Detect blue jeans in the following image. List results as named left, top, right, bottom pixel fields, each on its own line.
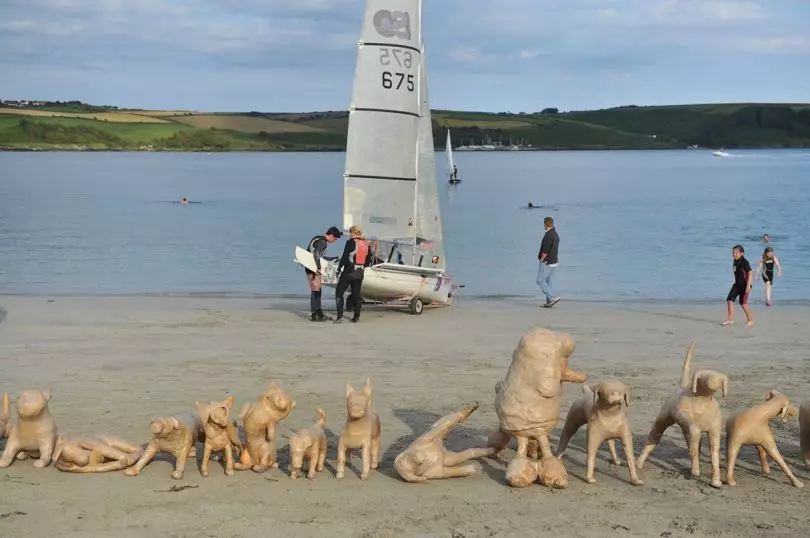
left=536, top=262, right=556, bottom=302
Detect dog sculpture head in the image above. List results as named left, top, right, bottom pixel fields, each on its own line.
left=346, top=378, right=372, bottom=420
left=691, top=369, right=728, bottom=398
left=149, top=416, right=183, bottom=437
left=262, top=382, right=296, bottom=417
left=765, top=390, right=797, bottom=422
left=593, top=380, right=630, bottom=408
left=16, top=390, right=51, bottom=420
left=197, top=396, right=235, bottom=428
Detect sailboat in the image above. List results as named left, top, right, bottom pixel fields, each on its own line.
left=294, top=0, right=458, bottom=315
left=446, top=129, right=460, bottom=184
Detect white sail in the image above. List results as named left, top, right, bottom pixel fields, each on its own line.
left=414, top=51, right=445, bottom=270
left=343, top=0, right=423, bottom=243
left=445, top=129, right=455, bottom=178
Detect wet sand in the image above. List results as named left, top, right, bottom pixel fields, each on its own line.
left=0, top=295, right=808, bottom=538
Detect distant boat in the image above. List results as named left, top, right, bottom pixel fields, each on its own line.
left=713, top=150, right=730, bottom=157
left=446, top=129, right=461, bottom=184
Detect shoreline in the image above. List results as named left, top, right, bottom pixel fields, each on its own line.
left=4, top=146, right=808, bottom=153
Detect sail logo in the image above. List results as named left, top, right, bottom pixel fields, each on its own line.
left=373, top=10, right=411, bottom=40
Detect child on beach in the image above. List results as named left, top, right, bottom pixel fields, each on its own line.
left=722, top=245, right=754, bottom=327
left=756, top=247, right=782, bottom=306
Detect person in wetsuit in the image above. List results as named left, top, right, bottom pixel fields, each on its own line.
left=756, top=246, right=782, bottom=306
left=305, top=226, right=342, bottom=322
left=334, top=225, right=373, bottom=324
left=722, top=244, right=754, bottom=327
left=452, top=165, right=458, bottom=180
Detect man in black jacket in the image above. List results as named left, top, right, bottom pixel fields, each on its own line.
left=537, top=216, right=560, bottom=308
left=306, top=226, right=342, bottom=321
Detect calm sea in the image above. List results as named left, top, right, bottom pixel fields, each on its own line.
left=1, top=150, right=809, bottom=304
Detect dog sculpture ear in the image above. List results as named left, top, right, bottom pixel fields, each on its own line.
left=592, top=384, right=601, bottom=406
left=779, top=404, right=790, bottom=422
left=721, top=375, right=728, bottom=397
left=624, top=388, right=631, bottom=407
left=346, top=382, right=354, bottom=397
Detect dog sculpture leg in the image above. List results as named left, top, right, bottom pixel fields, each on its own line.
left=606, top=440, right=622, bottom=465
left=335, top=437, right=347, bottom=479
left=759, top=438, right=803, bottom=488
left=636, top=414, right=675, bottom=469
left=124, top=442, right=158, bottom=477
left=34, top=434, right=55, bottom=469
left=620, top=424, right=642, bottom=485
left=707, top=427, right=722, bottom=488
left=756, top=446, right=771, bottom=474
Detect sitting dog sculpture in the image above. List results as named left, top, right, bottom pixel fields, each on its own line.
left=636, top=341, right=727, bottom=488
left=197, top=395, right=242, bottom=477
left=725, top=390, right=803, bottom=488
left=289, top=407, right=327, bottom=480
left=557, top=380, right=642, bottom=485
left=488, top=328, right=586, bottom=461
left=0, top=390, right=58, bottom=469
left=800, top=399, right=810, bottom=470
left=53, top=434, right=143, bottom=473
left=336, top=378, right=381, bottom=480
left=125, top=412, right=202, bottom=479
left=235, top=382, right=295, bottom=472
left=505, top=455, right=569, bottom=489
left=394, top=401, right=495, bottom=482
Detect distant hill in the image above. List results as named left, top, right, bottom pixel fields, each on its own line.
left=1, top=100, right=809, bottom=151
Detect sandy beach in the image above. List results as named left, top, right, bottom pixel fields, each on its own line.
left=0, top=295, right=808, bottom=538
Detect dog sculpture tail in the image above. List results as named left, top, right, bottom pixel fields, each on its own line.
left=679, top=340, right=697, bottom=389
left=315, top=407, right=326, bottom=427
left=1, top=392, right=10, bottom=438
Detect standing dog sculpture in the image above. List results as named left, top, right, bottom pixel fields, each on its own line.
left=800, top=399, right=810, bottom=470
left=636, top=341, right=727, bottom=488
left=235, top=382, right=295, bottom=472
left=197, top=395, right=242, bottom=477
left=557, top=380, right=642, bottom=485
left=125, top=412, right=203, bottom=479
left=725, top=390, right=803, bottom=488
left=336, top=378, right=381, bottom=480
left=289, top=407, right=327, bottom=480
left=394, top=401, right=495, bottom=482
left=0, top=390, right=58, bottom=469
left=53, top=434, right=143, bottom=473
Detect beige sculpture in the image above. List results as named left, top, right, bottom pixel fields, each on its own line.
left=557, top=381, right=642, bottom=485
left=125, top=412, right=202, bottom=479
left=197, top=396, right=242, bottom=477
left=1, top=393, right=9, bottom=439
left=800, top=400, right=810, bottom=469
left=505, top=455, right=569, bottom=489
left=336, top=378, right=381, bottom=480
left=394, top=401, right=495, bottom=482
left=636, top=341, right=727, bottom=488
left=53, top=434, right=143, bottom=473
left=235, top=382, right=295, bottom=473
left=488, top=328, right=586, bottom=460
left=725, top=390, right=803, bottom=488
left=289, top=407, right=327, bottom=480
left=0, top=390, right=58, bottom=469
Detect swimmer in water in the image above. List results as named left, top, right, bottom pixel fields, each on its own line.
left=761, top=233, right=769, bottom=243
left=180, top=197, right=189, bottom=205
left=527, top=202, right=536, bottom=209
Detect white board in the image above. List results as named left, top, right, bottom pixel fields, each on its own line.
left=294, top=246, right=319, bottom=273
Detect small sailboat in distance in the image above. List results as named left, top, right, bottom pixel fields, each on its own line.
left=446, top=129, right=461, bottom=184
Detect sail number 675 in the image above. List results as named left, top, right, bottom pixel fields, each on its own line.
left=382, top=71, right=414, bottom=91
left=379, top=47, right=414, bottom=92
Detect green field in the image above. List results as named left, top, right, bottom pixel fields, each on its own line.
left=2, top=101, right=809, bottom=151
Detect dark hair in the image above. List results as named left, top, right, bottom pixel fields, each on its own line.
left=544, top=216, right=554, bottom=227
left=732, top=244, right=744, bottom=254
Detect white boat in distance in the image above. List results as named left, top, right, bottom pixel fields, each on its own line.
left=713, top=150, right=730, bottom=157
left=294, top=0, right=458, bottom=315
left=446, top=129, right=460, bottom=184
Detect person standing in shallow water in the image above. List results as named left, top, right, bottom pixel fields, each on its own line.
left=334, top=225, right=373, bottom=324
left=537, top=216, right=560, bottom=308
left=722, top=244, right=754, bottom=327
left=305, top=226, right=342, bottom=322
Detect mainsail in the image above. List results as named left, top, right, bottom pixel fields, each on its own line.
left=445, top=129, right=455, bottom=178
left=343, top=0, right=423, bottom=245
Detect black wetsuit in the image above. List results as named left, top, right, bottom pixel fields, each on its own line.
left=726, top=256, right=752, bottom=305
left=335, top=238, right=373, bottom=321
left=762, top=259, right=775, bottom=284
left=306, top=235, right=331, bottom=317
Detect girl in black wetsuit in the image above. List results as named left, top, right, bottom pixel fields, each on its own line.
left=756, top=247, right=782, bottom=306
left=334, top=225, right=373, bottom=323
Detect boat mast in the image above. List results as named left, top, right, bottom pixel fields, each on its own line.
left=411, top=0, right=423, bottom=265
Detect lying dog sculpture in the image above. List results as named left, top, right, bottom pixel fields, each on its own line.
left=636, top=341, right=727, bottom=488
left=197, top=395, right=242, bottom=477
left=725, top=390, right=803, bottom=488
left=53, top=434, right=143, bottom=473
left=0, top=390, right=58, bottom=469
left=505, top=455, right=569, bottom=489
left=394, top=401, right=495, bottom=482
left=558, top=380, right=642, bottom=485
left=801, top=399, right=810, bottom=470
left=235, top=382, right=295, bottom=472
left=125, top=412, right=202, bottom=479
left=336, top=378, right=381, bottom=480
left=489, top=328, right=586, bottom=461
left=289, top=407, right=327, bottom=480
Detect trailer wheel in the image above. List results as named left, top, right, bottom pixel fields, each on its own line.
left=409, top=297, right=424, bottom=315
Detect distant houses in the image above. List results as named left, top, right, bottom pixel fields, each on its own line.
left=1, top=99, right=47, bottom=108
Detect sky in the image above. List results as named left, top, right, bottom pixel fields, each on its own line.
left=1, top=0, right=808, bottom=112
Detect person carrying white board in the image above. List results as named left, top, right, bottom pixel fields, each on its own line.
left=305, top=226, right=342, bottom=322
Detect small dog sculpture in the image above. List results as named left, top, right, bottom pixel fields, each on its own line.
left=289, top=407, right=327, bottom=480
left=235, top=382, right=295, bottom=472
left=636, top=341, right=727, bottom=488
left=53, top=434, right=143, bottom=473
left=394, top=401, right=495, bottom=482
left=197, top=395, right=242, bottom=477
left=505, top=455, right=569, bottom=489
left=125, top=412, right=203, bottom=479
left=0, top=390, right=58, bottom=469
left=336, top=378, right=381, bottom=480
left=800, top=399, right=810, bottom=469
left=557, top=380, right=642, bottom=485
left=725, top=390, right=803, bottom=488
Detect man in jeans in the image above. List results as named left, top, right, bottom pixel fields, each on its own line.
left=537, top=216, right=560, bottom=308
